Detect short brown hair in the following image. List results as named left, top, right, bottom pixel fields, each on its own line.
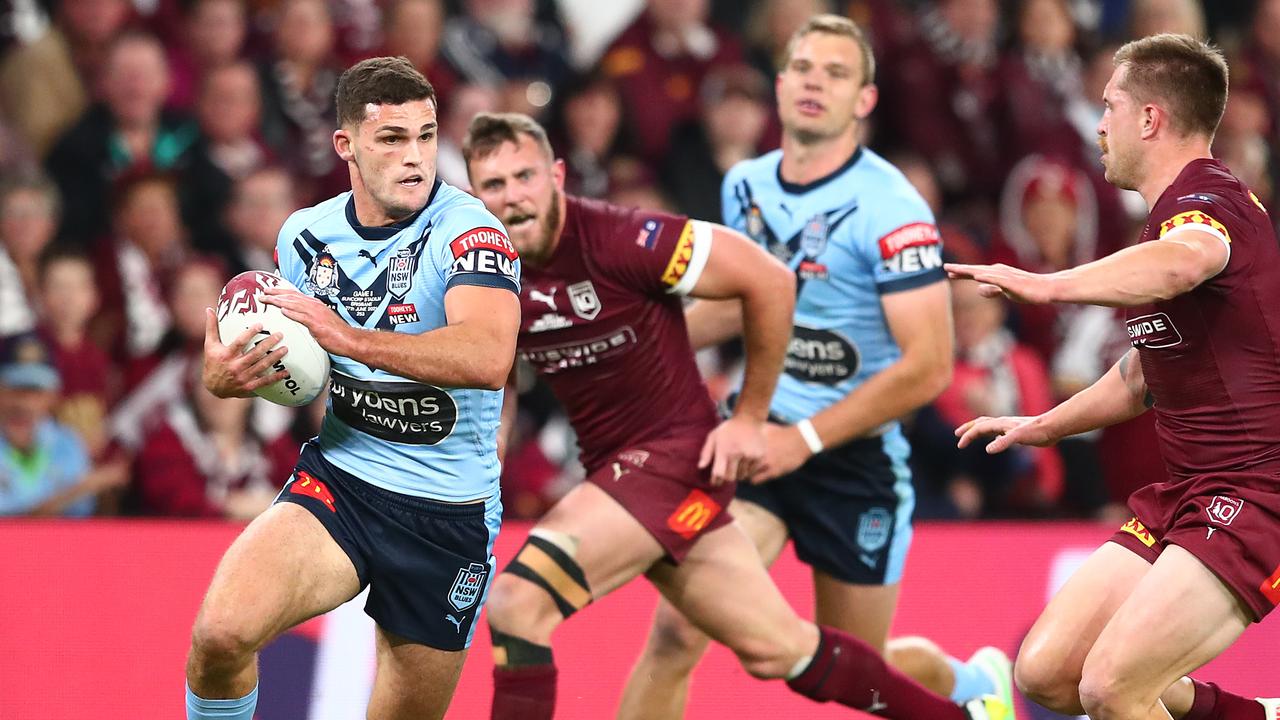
left=781, top=14, right=876, bottom=86
left=1114, top=33, right=1228, bottom=138
left=462, top=112, right=555, bottom=166
left=335, top=56, right=435, bottom=128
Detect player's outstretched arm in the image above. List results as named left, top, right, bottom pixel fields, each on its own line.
left=956, top=347, right=1152, bottom=453
left=686, top=224, right=796, bottom=484
left=264, top=285, right=519, bottom=390
left=944, top=229, right=1228, bottom=308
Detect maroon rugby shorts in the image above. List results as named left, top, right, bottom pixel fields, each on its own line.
left=1110, top=470, right=1280, bottom=621
left=584, top=435, right=734, bottom=562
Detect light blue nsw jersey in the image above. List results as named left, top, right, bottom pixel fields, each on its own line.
left=276, top=178, right=520, bottom=502
left=722, top=147, right=944, bottom=432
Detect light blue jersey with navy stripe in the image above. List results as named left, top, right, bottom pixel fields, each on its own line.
left=276, top=178, right=519, bottom=502
left=722, top=147, right=944, bottom=429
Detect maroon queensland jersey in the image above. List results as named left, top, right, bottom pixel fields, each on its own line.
left=517, top=196, right=719, bottom=471
left=1126, top=159, right=1280, bottom=478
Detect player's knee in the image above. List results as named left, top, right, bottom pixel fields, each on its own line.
left=484, top=573, right=555, bottom=633
left=189, top=615, right=259, bottom=673
left=731, top=625, right=815, bottom=681
left=1013, top=645, right=1080, bottom=711
left=642, top=611, right=707, bottom=669
left=489, top=530, right=593, bottom=638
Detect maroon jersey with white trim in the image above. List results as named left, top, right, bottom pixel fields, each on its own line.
left=517, top=196, right=719, bottom=471
left=1126, top=159, right=1280, bottom=477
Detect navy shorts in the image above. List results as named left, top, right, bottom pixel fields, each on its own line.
left=275, top=443, right=500, bottom=651
left=736, top=429, right=915, bottom=585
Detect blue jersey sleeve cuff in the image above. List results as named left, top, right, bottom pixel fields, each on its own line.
left=876, top=267, right=946, bottom=294
left=446, top=273, right=520, bottom=294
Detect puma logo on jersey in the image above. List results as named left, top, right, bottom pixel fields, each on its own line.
left=531, top=287, right=558, bottom=310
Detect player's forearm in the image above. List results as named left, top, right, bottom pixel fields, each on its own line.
left=733, top=277, right=795, bottom=421
left=684, top=298, right=743, bottom=350
left=809, top=352, right=951, bottom=448
left=496, top=371, right=518, bottom=462
left=1035, top=351, right=1149, bottom=441
left=1049, top=239, right=1219, bottom=307
left=340, top=323, right=515, bottom=390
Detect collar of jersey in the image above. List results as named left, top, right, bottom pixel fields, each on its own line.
left=344, top=177, right=441, bottom=241
left=775, top=146, right=864, bottom=195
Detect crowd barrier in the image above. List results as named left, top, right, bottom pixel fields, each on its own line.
left=3, top=520, right=1277, bottom=719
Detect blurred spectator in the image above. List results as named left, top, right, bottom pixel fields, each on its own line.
left=996, top=0, right=1088, bottom=164
left=132, top=362, right=291, bottom=518
left=875, top=0, right=1004, bottom=211
left=1239, top=0, right=1280, bottom=154
left=744, top=0, right=831, bottom=78
left=0, top=0, right=132, bottom=157
left=1128, top=0, right=1206, bottom=39
left=440, top=0, right=571, bottom=119
left=598, top=0, right=744, bottom=163
left=165, top=0, right=248, bottom=111
left=554, top=71, right=626, bottom=198
left=0, top=175, right=59, bottom=335
left=914, top=281, right=1062, bottom=518
left=0, top=331, right=127, bottom=516
left=663, top=64, right=770, bottom=221
left=994, top=156, right=1098, bottom=364
left=91, top=171, right=190, bottom=363
left=381, top=0, right=459, bottom=108
left=223, top=166, right=301, bottom=275
left=606, top=157, right=675, bottom=211
left=183, top=61, right=274, bottom=255
left=1214, top=89, right=1274, bottom=208
left=257, top=0, right=343, bottom=201
left=45, top=31, right=198, bottom=244
left=437, top=83, right=501, bottom=188
left=34, top=247, right=117, bottom=458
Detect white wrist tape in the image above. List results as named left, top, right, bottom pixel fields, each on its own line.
left=796, top=418, right=824, bottom=455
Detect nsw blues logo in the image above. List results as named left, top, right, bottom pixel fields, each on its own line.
left=448, top=562, right=489, bottom=612
left=388, top=248, right=415, bottom=298
left=800, top=214, right=828, bottom=257
left=856, top=507, right=893, bottom=569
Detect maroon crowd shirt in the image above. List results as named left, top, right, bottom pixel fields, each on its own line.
left=1127, top=158, right=1280, bottom=478
left=517, top=196, right=719, bottom=472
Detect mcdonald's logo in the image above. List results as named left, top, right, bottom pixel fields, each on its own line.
left=667, top=489, right=722, bottom=540
left=1262, top=564, right=1280, bottom=606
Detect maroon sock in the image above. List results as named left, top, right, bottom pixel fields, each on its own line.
left=1183, top=680, right=1264, bottom=720
left=491, top=664, right=557, bottom=720
left=786, top=626, right=970, bottom=719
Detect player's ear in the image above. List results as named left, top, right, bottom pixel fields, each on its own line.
left=552, top=158, right=567, bottom=190
left=333, top=128, right=355, bottom=163
left=855, top=83, right=879, bottom=121
left=1140, top=104, right=1160, bottom=140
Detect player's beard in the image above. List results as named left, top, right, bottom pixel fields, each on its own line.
left=537, top=186, right=562, bottom=256
left=1100, top=136, right=1141, bottom=191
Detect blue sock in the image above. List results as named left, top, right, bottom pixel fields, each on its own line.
left=947, top=656, right=996, bottom=703
left=186, top=683, right=258, bottom=720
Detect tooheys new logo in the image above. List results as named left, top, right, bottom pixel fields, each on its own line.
left=450, top=227, right=518, bottom=280
left=785, top=325, right=860, bottom=385
left=878, top=223, right=942, bottom=273
left=328, top=372, right=458, bottom=444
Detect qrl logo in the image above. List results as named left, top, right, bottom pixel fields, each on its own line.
left=1206, top=496, right=1243, bottom=526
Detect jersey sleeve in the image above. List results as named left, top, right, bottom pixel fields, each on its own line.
left=857, top=184, right=945, bottom=294
left=1154, top=194, right=1235, bottom=275
left=594, top=204, right=714, bottom=297
left=434, top=203, right=521, bottom=294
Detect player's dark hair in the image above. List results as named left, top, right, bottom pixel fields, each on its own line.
left=462, top=112, right=555, bottom=166
left=1114, top=34, right=1228, bottom=139
left=781, top=14, right=875, bottom=86
left=335, top=56, right=435, bottom=128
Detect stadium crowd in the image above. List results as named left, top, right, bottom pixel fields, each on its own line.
left=0, top=0, right=1275, bottom=522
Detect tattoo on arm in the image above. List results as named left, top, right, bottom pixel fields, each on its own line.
left=1118, top=349, right=1154, bottom=408
left=1144, top=390, right=1156, bottom=408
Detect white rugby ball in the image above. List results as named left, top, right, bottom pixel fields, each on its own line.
left=215, top=271, right=330, bottom=407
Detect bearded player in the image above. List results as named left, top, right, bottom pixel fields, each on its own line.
left=949, top=34, right=1280, bottom=720
left=465, top=112, right=1009, bottom=720
left=619, top=14, right=1012, bottom=720
left=188, top=57, right=520, bottom=720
